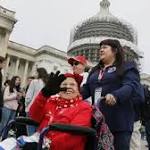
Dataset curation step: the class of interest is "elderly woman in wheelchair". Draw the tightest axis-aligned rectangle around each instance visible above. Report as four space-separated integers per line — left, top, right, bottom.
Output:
0 72 93 150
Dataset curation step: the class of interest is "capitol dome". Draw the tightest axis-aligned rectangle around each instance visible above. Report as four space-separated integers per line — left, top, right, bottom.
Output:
67 0 142 64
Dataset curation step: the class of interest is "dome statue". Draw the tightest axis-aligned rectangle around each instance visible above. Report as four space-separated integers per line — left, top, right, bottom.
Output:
67 0 142 65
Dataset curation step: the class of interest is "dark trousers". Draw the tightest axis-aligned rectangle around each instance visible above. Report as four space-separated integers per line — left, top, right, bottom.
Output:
113 131 132 150
145 120 150 150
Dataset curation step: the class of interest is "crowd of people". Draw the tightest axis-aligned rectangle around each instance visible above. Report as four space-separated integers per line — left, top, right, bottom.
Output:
0 39 149 150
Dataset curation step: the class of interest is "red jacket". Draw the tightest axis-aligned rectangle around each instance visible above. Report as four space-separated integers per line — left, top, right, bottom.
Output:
29 92 92 150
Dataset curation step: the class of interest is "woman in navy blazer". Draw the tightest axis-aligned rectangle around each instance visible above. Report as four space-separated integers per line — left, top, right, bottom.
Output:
82 39 144 150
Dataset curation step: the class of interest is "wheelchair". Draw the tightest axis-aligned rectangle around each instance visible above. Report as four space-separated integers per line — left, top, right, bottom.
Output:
1 106 114 150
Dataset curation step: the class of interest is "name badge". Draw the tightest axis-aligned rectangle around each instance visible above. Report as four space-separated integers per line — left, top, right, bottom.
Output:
107 67 116 73
94 87 102 106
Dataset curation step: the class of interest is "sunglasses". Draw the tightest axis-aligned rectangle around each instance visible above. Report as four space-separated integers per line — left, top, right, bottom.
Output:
71 61 80 66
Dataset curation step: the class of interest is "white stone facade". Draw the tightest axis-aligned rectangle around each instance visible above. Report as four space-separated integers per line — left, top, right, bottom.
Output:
0 5 70 86
0 5 16 58
140 73 150 87
4 41 70 86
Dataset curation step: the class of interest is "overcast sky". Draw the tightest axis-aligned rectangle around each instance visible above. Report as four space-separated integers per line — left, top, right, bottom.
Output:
0 0 150 74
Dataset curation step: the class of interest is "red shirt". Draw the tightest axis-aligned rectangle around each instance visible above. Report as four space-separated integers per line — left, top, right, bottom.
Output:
29 92 92 150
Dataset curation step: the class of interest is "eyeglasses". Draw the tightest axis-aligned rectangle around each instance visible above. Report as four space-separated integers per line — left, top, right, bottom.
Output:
71 61 80 66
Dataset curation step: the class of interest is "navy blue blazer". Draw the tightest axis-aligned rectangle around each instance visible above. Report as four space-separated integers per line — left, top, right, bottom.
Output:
82 62 144 132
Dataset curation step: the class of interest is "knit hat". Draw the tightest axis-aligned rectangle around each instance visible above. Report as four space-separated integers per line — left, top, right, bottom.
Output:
64 73 83 89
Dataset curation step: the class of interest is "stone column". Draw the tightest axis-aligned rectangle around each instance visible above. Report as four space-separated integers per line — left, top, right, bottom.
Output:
3 55 10 82
0 6 17 58
31 63 38 76
22 60 29 86
15 57 20 75
4 55 11 81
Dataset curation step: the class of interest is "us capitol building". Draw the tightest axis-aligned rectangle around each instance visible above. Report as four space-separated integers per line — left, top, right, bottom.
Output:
68 0 141 64
0 0 150 86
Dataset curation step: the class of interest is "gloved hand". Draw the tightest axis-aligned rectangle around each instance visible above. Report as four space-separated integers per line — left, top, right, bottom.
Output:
41 71 66 97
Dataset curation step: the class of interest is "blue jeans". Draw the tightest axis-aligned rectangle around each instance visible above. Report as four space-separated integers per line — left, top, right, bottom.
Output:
145 120 150 149
0 107 16 135
26 113 37 136
113 131 132 150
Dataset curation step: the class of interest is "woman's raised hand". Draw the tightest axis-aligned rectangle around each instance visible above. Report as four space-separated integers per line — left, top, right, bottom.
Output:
41 71 66 97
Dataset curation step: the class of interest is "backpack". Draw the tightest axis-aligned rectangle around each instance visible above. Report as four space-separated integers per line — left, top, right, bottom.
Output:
141 85 150 123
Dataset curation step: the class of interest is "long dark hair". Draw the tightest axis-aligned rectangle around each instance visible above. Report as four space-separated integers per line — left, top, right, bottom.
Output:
37 67 48 84
90 39 125 76
9 76 20 93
